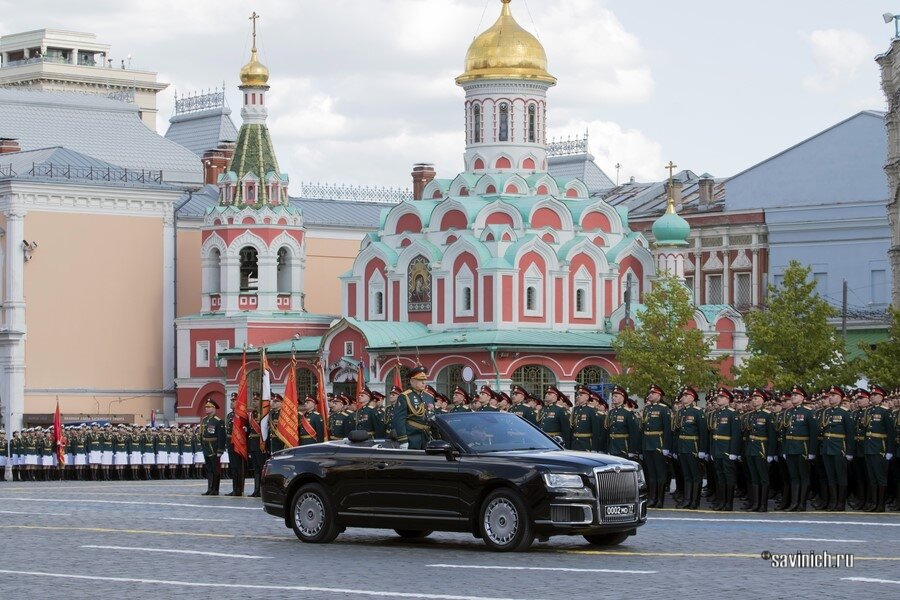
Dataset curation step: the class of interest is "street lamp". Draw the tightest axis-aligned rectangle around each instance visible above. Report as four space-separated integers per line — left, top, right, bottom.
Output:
884 12 900 38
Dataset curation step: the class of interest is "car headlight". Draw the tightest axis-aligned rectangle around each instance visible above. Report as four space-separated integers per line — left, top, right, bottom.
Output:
542 473 584 488
636 466 646 488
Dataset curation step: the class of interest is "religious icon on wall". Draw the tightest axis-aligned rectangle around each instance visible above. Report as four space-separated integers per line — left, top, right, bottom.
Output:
407 255 432 312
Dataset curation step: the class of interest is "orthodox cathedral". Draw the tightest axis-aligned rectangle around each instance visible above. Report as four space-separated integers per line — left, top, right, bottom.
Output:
175 1 746 417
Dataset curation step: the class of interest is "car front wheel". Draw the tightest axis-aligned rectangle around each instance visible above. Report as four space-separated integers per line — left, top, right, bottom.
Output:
479 489 534 552
583 532 630 547
290 483 340 544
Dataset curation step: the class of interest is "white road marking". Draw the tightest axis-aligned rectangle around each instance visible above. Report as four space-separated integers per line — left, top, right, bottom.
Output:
775 537 867 543
0 497 256 511
0 570 544 600
427 563 656 575
653 517 900 527
842 577 900 585
161 517 230 523
0 510 72 517
82 545 270 559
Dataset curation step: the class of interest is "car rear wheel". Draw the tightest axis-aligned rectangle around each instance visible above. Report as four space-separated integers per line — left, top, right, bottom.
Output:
394 529 433 539
479 489 534 552
290 483 340 544
583 532 630 547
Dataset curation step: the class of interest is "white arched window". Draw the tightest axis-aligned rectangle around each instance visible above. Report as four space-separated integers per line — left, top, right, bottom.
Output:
239 246 258 292
455 263 474 318
277 247 291 294
498 102 509 142
368 269 386 320
527 104 536 143
473 104 481 144
209 248 221 294
574 265 592 318
523 263 543 317
621 269 638 305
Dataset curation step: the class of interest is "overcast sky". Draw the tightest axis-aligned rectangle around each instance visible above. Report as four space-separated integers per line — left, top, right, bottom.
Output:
0 0 892 189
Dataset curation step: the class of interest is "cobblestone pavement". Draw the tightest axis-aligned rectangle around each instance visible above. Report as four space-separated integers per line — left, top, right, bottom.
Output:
0 481 899 599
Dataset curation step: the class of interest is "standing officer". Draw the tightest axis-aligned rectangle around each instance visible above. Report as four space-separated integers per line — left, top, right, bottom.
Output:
820 386 855 511
299 396 325 445
863 385 895 512
383 385 402 439
606 385 639 460
353 388 381 438
224 406 247 497
199 399 225 496
743 389 777 512
675 387 707 509
392 366 434 449
329 395 350 440
509 385 536 424
449 387 472 412
710 387 742 511
641 384 672 508
540 386 572 448
782 385 817 512
247 402 266 498
571 385 602 452
849 389 871 509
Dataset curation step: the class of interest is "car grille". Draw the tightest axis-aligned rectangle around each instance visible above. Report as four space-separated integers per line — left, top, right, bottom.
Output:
595 466 640 523
550 504 592 525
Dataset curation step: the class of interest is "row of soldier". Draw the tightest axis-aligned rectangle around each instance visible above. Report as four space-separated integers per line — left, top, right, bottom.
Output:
0 422 210 481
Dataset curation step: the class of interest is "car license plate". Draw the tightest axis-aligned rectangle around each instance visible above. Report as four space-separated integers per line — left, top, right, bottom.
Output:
604 504 634 517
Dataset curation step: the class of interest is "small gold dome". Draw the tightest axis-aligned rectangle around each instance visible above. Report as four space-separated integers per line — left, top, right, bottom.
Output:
240 48 269 87
456 0 555 85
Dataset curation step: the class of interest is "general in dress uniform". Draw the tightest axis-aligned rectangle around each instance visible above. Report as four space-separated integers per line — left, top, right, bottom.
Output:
199 399 225 496
392 366 434 449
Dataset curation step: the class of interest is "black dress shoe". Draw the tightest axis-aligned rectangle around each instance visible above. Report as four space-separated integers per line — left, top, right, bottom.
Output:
249 491 260 497
201 491 211 496
225 491 236 497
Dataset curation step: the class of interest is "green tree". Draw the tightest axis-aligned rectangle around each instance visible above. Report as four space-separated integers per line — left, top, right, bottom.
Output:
612 274 722 402
735 260 855 390
858 306 900 388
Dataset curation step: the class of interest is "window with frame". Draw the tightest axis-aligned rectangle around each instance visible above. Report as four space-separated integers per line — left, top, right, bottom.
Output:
296 367 317 399
871 269 887 305
523 264 543 316
706 274 723 304
208 248 221 294
813 272 828 296
215 340 230 364
573 266 592 317
245 183 256 203
498 103 509 142
343 341 354 356
734 272 752 309
511 364 556 398
239 246 258 292
195 341 210 368
436 364 476 399
473 104 481 143
527 104 536 143
684 276 695 302
277 247 291 293
455 264 475 317
367 270 386 320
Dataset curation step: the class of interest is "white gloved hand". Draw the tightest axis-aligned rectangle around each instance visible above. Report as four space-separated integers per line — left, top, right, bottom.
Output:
808 454 815 460
399 443 409 449
887 453 893 461
766 456 774 463
846 455 853 461
728 454 738 461
628 453 638 459
662 449 670 457
698 452 707 460
782 454 787 459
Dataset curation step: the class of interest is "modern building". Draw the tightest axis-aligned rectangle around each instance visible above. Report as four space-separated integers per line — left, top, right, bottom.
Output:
0 29 168 129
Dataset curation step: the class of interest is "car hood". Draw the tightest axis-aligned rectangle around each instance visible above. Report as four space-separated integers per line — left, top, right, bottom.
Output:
476 449 639 471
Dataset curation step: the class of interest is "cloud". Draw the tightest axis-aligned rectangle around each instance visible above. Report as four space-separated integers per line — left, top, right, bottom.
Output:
801 28 878 92
550 119 664 183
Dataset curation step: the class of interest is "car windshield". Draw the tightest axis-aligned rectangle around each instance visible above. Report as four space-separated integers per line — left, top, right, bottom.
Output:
440 412 560 453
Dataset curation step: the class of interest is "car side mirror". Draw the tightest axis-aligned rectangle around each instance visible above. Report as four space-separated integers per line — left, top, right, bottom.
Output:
425 439 456 459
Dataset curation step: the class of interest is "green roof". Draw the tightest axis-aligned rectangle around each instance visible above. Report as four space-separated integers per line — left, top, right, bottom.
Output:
342 317 430 349
218 336 323 357
227 123 283 205
364 327 616 352
845 328 890 361
605 231 641 263
697 304 733 324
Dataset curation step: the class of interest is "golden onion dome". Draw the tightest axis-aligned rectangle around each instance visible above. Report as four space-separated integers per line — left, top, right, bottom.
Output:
456 0 555 85
239 48 269 87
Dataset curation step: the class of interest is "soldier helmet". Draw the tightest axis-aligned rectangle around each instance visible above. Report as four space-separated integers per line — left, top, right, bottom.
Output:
409 365 428 380
452 386 471 404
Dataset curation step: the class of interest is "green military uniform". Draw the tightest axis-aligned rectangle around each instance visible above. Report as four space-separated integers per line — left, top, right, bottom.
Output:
782 387 817 511
329 408 350 441
540 404 571 448
819 388 855 511
200 402 226 496
710 388 742 511
640 385 672 508
743 389 777 512
393 367 434 449
674 389 707 509
570 404 601 452
225 411 247 496
353 404 384 439
863 386 895 512
509 385 537 425
606 406 639 458
299 411 325 445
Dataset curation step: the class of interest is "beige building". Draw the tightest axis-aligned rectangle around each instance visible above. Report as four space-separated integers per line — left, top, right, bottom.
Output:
877 38 900 308
0 29 167 129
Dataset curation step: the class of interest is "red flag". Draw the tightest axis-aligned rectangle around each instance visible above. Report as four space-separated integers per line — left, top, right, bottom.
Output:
53 400 66 466
355 361 365 401
276 356 300 448
393 365 402 391
232 349 249 460
316 360 330 440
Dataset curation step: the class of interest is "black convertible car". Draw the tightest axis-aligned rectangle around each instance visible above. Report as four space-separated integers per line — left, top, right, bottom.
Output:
261 411 647 551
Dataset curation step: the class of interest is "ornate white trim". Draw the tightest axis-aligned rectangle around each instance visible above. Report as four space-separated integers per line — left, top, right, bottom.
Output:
702 253 724 271
0 181 182 218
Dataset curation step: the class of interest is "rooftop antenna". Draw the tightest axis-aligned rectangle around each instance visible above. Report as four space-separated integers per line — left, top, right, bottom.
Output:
615 163 621 186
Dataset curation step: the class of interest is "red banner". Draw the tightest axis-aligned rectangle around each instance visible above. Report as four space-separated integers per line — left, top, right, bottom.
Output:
276 357 300 448
316 360 330 441
232 349 249 460
53 400 66 466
